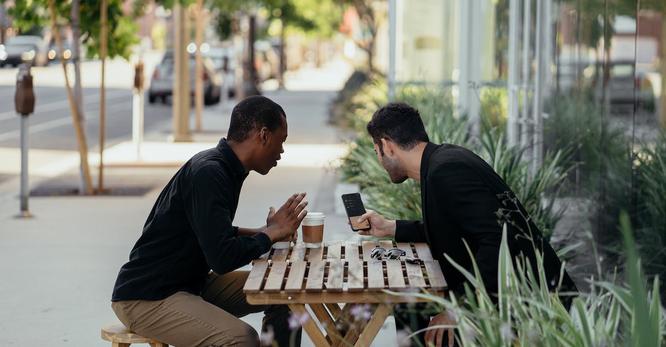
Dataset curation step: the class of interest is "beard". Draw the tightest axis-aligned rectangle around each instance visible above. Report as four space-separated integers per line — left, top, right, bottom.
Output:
382 155 407 183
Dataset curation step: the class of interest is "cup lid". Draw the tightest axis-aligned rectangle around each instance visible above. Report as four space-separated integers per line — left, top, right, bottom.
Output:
304 212 325 219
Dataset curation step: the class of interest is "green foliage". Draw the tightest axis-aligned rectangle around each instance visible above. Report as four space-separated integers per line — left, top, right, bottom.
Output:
544 94 630 194
207 0 340 41
11 0 138 60
338 79 569 239
391 217 665 347
636 133 666 301
479 87 508 129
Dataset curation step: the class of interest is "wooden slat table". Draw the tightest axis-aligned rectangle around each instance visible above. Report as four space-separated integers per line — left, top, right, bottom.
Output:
244 240 447 347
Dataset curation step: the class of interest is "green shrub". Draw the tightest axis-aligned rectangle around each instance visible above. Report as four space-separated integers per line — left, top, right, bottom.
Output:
544 94 630 194
339 83 569 239
391 214 665 347
636 133 666 301
480 87 508 129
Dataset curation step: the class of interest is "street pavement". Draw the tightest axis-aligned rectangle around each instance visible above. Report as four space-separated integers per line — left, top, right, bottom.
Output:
0 58 404 346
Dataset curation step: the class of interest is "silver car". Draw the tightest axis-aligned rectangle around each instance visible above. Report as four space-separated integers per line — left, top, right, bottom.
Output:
148 50 222 105
0 35 48 67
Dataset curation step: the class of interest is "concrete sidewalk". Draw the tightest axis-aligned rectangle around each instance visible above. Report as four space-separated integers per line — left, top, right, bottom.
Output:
0 61 402 346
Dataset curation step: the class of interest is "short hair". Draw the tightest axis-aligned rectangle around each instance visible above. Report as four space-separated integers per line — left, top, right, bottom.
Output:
227 96 286 142
366 102 429 152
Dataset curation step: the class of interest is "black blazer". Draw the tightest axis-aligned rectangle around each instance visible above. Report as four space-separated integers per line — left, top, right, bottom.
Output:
395 143 577 296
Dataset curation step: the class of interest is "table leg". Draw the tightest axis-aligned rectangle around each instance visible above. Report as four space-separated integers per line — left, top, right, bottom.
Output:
325 303 343 321
310 303 344 344
288 304 332 346
332 303 371 347
354 304 392 347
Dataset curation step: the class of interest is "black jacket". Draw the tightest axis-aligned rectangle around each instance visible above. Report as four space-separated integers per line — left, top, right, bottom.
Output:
395 143 576 296
112 139 272 301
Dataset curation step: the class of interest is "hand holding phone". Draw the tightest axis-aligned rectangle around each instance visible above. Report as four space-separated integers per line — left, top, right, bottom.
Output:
342 193 371 231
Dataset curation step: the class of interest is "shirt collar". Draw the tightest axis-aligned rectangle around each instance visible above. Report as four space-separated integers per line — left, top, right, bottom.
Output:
217 138 249 178
420 142 438 182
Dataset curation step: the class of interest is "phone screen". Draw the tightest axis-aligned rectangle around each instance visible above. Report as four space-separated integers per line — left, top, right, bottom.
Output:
341 193 371 231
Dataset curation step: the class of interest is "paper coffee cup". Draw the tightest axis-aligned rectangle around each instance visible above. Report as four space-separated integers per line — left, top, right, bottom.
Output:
302 212 325 248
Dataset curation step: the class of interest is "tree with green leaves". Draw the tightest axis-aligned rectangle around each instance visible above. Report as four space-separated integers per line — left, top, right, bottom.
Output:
10 0 139 194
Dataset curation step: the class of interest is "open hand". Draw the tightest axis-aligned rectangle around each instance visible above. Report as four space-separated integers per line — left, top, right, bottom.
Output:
265 193 308 242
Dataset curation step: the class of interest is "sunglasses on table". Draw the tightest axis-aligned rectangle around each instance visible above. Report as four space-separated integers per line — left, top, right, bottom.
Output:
369 246 424 264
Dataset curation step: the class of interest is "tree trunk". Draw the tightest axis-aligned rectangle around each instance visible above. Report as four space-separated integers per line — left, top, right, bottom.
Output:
243 14 260 97
278 16 286 90
71 0 84 122
99 0 108 193
660 13 666 128
366 38 374 73
71 0 89 194
48 0 93 194
0 2 6 45
194 0 204 131
172 3 191 142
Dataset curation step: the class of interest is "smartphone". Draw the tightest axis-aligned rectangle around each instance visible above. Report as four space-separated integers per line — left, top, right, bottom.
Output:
341 193 371 232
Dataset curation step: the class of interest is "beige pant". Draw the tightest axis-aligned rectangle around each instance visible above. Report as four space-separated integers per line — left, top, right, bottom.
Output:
112 271 299 347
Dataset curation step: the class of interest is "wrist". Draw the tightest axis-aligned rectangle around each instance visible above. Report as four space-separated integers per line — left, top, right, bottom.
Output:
385 220 397 237
263 225 279 243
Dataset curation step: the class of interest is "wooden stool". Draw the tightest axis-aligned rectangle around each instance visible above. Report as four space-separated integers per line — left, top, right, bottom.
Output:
101 323 168 347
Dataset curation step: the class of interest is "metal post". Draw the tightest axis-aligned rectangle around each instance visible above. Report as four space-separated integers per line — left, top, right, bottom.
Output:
133 59 145 160
388 0 397 101
520 0 531 155
507 0 520 147
132 91 144 159
458 0 470 118
532 0 544 174
19 115 30 217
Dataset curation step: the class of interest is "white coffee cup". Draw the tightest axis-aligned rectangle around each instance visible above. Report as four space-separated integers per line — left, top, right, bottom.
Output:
302 212 325 248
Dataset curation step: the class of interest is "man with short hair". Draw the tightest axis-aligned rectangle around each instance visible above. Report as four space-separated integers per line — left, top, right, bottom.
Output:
357 103 576 347
112 96 305 347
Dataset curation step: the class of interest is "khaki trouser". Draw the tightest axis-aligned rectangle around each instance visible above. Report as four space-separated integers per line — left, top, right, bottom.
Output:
112 271 300 347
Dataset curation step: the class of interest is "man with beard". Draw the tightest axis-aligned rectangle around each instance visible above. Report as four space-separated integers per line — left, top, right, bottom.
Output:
356 103 577 347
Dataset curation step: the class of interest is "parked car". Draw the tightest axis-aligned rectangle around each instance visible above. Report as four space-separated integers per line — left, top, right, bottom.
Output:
587 60 656 109
148 50 222 105
0 35 48 67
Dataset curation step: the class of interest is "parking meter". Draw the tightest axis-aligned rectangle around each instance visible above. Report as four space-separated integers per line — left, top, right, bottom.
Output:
15 64 34 218
15 64 35 115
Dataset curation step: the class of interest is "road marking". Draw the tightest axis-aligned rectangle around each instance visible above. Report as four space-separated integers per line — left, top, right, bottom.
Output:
0 102 130 142
0 90 129 122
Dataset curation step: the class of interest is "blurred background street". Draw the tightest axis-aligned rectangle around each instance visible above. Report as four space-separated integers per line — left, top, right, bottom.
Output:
1 0 666 346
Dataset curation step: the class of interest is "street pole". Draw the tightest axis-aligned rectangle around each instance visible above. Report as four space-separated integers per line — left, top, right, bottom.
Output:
99 0 108 193
532 0 544 174
388 0 396 102
507 0 520 147
15 64 35 218
521 0 531 158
